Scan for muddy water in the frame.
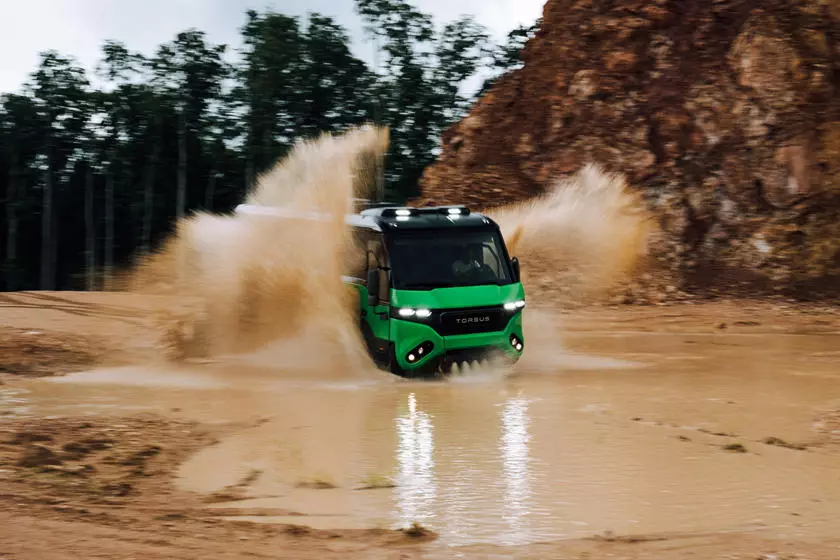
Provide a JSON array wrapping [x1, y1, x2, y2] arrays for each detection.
[[5, 311, 840, 547]]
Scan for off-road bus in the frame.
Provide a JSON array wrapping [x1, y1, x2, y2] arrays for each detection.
[[235, 202, 525, 377]]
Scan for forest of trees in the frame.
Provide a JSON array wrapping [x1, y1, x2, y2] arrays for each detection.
[[0, 0, 539, 292]]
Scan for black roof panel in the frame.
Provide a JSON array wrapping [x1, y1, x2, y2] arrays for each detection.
[[357, 206, 499, 232]]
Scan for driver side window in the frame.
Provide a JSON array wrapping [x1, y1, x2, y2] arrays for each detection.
[[482, 244, 502, 276], [366, 236, 389, 304]]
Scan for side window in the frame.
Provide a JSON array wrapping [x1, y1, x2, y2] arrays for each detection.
[[482, 244, 501, 276], [366, 235, 389, 303]]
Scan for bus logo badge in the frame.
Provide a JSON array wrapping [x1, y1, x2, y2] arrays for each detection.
[[456, 315, 491, 324]]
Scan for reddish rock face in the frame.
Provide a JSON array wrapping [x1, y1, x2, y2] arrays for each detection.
[[416, 0, 840, 296]]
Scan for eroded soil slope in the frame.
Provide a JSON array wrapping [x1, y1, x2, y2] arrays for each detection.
[[418, 0, 840, 298]]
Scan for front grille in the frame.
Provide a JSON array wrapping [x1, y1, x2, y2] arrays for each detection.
[[438, 306, 508, 335]]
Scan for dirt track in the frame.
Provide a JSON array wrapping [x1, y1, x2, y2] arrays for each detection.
[[2, 291, 840, 559]]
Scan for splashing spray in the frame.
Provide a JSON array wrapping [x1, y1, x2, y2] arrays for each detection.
[[131, 125, 389, 374], [488, 164, 653, 306], [485, 164, 654, 373]]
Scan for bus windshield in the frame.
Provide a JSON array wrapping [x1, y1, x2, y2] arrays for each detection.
[[387, 229, 514, 290]]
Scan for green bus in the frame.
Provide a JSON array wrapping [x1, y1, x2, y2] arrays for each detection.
[[344, 204, 525, 377], [235, 202, 525, 377]]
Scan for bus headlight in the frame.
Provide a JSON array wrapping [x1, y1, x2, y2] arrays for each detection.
[[504, 299, 526, 311], [397, 308, 432, 319]]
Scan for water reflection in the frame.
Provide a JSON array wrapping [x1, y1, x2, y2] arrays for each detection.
[[500, 395, 533, 544], [394, 393, 436, 528]]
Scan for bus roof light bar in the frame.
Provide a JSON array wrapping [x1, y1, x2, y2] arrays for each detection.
[[380, 207, 418, 217], [413, 205, 471, 216]]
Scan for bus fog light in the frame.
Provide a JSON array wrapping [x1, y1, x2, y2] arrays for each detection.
[[406, 341, 434, 364]]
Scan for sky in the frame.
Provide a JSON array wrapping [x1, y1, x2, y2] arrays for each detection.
[[0, 0, 546, 94]]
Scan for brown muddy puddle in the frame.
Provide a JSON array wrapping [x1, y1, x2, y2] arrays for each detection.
[[4, 315, 840, 547]]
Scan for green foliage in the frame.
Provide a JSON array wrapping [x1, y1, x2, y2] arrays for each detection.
[[476, 19, 542, 96], [494, 19, 542, 70], [0, 4, 535, 291], [355, 0, 493, 199]]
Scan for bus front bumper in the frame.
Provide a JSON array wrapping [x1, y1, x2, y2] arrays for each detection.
[[390, 313, 524, 374]]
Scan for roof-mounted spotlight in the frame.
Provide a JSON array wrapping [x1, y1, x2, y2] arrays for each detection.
[[441, 205, 470, 216], [381, 207, 417, 218]]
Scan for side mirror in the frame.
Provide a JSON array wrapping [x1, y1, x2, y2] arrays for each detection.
[[367, 268, 380, 306], [511, 257, 521, 283]]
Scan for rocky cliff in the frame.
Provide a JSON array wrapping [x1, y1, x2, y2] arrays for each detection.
[[417, 0, 840, 298]]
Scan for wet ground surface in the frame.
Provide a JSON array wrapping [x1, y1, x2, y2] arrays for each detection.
[[4, 303, 840, 550]]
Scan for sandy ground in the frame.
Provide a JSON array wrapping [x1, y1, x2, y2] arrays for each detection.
[[2, 291, 840, 559]]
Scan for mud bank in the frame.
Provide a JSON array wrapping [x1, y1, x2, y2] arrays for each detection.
[[0, 291, 196, 377], [0, 327, 99, 377], [0, 415, 438, 560]]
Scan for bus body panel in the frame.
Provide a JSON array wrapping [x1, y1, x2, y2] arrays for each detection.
[[345, 280, 391, 366]]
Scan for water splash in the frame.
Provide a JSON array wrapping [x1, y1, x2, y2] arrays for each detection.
[[130, 125, 390, 375], [489, 164, 653, 305]]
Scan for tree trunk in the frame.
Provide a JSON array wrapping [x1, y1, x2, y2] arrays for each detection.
[[40, 138, 53, 291], [174, 105, 189, 286], [142, 132, 160, 254], [104, 166, 115, 291], [245, 151, 255, 193], [205, 167, 217, 211], [176, 106, 187, 222], [85, 164, 95, 291], [255, 127, 272, 192], [245, 93, 256, 192], [5, 154, 18, 291]]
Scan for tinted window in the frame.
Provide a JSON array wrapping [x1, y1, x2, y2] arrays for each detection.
[[387, 229, 512, 290]]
